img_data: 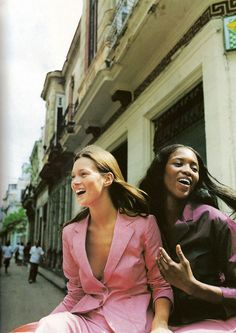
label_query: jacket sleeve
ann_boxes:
[214,215,236,317]
[51,226,85,313]
[143,215,173,305]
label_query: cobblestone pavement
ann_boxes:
[0,261,65,333]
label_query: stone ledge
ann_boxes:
[38,266,66,292]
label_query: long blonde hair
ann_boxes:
[64,145,149,227]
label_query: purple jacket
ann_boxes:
[168,203,236,325]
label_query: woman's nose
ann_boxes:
[182,164,192,174]
[72,176,82,185]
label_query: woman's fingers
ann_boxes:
[157,247,173,279]
[159,247,172,264]
[156,257,167,279]
[157,256,168,270]
[176,244,187,262]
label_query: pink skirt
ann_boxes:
[171,316,236,332]
[35,310,113,333]
[35,312,236,333]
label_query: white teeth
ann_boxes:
[76,189,86,195]
[179,178,191,185]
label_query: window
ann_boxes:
[108,0,136,47]
[116,0,130,34]
[88,0,98,65]
[56,95,65,115]
[56,107,64,143]
[153,82,206,162]
[9,184,17,190]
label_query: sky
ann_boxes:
[0,0,83,201]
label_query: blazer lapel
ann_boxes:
[72,216,90,273]
[72,216,104,287]
[103,212,134,284]
[72,212,134,286]
[173,203,193,244]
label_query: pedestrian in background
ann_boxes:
[0,242,2,273]
[14,242,20,264]
[28,241,44,283]
[23,241,31,266]
[2,240,13,274]
[17,242,25,266]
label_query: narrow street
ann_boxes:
[0,262,65,333]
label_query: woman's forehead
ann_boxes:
[73,156,97,170]
[169,147,198,162]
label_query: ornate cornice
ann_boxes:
[134,0,236,99]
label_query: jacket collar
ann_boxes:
[172,203,194,244]
[72,211,134,286]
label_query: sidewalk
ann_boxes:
[0,262,65,333]
[38,266,66,291]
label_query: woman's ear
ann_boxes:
[104,172,114,187]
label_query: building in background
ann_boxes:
[22,0,236,277]
[0,163,30,245]
[21,134,44,244]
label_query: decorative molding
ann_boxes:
[210,0,236,15]
[111,90,132,107]
[90,1,236,144]
[66,121,76,134]
[134,0,236,99]
[85,126,101,138]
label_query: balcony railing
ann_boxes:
[64,103,76,133]
[107,0,138,48]
[56,103,76,137]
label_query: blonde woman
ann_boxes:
[35,145,173,333]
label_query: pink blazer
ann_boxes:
[52,212,173,333]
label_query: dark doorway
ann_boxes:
[112,141,128,180]
[153,82,206,163]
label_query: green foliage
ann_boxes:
[25,164,32,175]
[2,207,28,233]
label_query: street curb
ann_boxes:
[38,266,66,293]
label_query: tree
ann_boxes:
[2,207,28,233]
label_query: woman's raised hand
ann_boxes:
[157,245,196,295]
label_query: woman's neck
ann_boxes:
[89,197,117,227]
[164,197,186,227]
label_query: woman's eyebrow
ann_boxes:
[169,157,182,161]
[71,168,88,174]
[170,157,198,165]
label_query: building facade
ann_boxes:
[1,163,30,245]
[23,0,236,275]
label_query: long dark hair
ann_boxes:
[139,144,236,231]
[64,145,149,227]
